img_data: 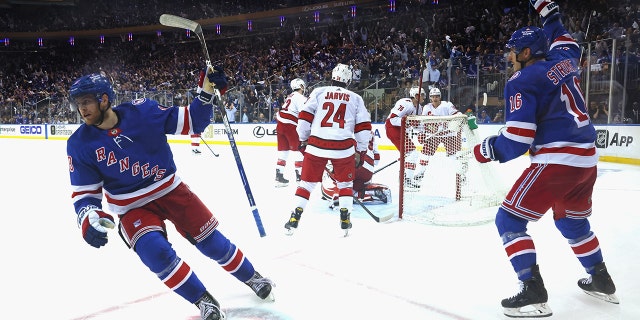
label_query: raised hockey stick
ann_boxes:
[160,14,266,237]
[200,136,219,157]
[417,37,429,98]
[324,168,394,223]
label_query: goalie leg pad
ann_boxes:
[196,229,255,282]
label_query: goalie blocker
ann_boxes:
[398,113,507,226]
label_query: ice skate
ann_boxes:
[502,265,552,318]
[295,169,301,182]
[284,207,303,235]
[192,148,202,155]
[578,262,619,304]
[195,291,226,320]
[340,208,352,237]
[245,271,275,301]
[275,169,289,187]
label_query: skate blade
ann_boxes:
[582,290,620,304]
[285,228,295,236]
[266,291,276,302]
[503,303,552,318]
[343,229,350,237]
[275,182,289,188]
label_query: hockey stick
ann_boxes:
[200,136,219,157]
[417,37,429,99]
[324,168,394,223]
[373,159,398,175]
[160,14,266,237]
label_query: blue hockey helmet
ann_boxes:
[69,73,115,111]
[506,26,548,58]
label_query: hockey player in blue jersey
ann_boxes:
[473,1,618,317]
[67,68,273,320]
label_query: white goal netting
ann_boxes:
[399,114,508,226]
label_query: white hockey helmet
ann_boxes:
[331,63,352,86]
[429,87,441,97]
[409,86,426,99]
[290,78,306,92]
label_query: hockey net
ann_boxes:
[399,114,508,226]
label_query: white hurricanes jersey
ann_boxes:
[420,100,461,137]
[277,90,306,125]
[421,100,459,116]
[386,98,420,127]
[297,85,372,159]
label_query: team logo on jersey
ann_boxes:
[108,128,122,136]
[132,98,146,105]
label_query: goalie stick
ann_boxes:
[324,168,394,223]
[160,14,266,237]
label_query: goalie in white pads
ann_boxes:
[473,1,618,317]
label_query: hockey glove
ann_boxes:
[530,0,558,18]
[78,207,115,248]
[473,135,498,163]
[298,140,308,155]
[198,66,228,104]
[355,150,367,168]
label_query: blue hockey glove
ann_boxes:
[207,66,228,95]
[198,66,228,104]
[78,207,115,248]
[473,135,498,163]
[530,0,558,18]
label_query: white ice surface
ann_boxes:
[0,138,638,319]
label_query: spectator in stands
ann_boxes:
[492,109,505,123]
[477,109,492,124]
[627,101,640,124]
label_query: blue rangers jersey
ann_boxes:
[493,16,597,168]
[67,98,212,217]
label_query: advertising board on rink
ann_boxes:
[1,123,638,165]
[0,124,47,139]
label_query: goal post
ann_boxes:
[399,114,508,226]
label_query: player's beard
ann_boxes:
[82,105,108,126]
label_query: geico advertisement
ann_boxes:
[0,124,45,137]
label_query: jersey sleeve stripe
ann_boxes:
[354,122,372,133]
[298,110,314,123]
[181,107,191,135]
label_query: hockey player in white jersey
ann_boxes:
[284,63,372,236]
[274,78,306,187]
[403,87,462,188]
